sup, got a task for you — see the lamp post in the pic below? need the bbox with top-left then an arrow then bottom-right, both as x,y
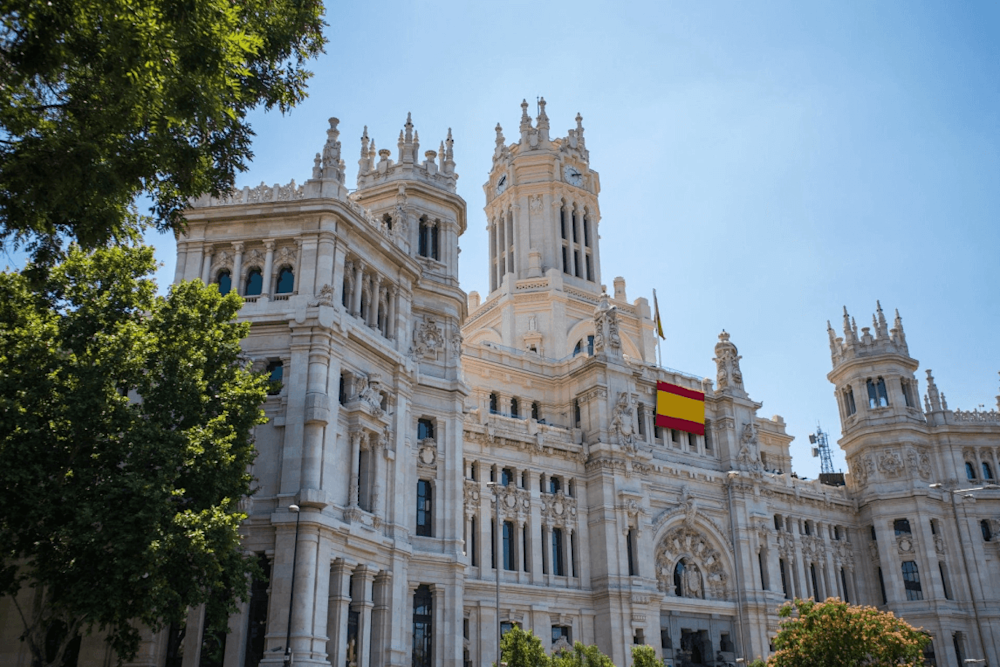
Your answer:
284,504 -> 302,667
486,481 -> 501,667
930,484 -> 991,666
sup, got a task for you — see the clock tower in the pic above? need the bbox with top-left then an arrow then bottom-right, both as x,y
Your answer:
467,99 -> 630,360
485,98 -> 602,296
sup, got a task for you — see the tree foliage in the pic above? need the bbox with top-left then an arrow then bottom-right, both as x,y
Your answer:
499,626 -> 552,667
768,598 -> 930,667
630,644 -> 665,667
0,245 -> 269,666
0,0 -> 326,261
552,641 -> 615,667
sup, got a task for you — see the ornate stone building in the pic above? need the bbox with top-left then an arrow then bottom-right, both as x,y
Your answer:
2,102 -> 998,667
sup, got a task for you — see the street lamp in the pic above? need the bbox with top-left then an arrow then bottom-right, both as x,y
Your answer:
929,484 -> 991,666
486,481 -> 501,667
284,504 -> 302,667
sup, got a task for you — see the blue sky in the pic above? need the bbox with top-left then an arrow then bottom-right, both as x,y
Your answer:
141,0 -> 998,478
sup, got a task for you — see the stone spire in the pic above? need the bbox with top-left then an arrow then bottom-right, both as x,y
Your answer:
442,128 -> 455,175
875,301 -> 889,338
890,308 -> 907,350
713,331 -> 745,397
358,126 -> 371,177
321,117 -> 344,182
827,320 -> 840,363
519,99 -> 533,143
494,123 -> 505,160
842,306 -> 857,344
536,97 -> 550,142
996,371 -> 1000,411
925,369 -> 942,412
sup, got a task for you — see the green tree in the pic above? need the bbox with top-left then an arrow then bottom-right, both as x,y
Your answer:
551,641 -> 615,667
769,598 -> 930,667
0,0 -> 325,262
631,644 -> 664,667
499,626 -> 551,667
0,244 -> 269,667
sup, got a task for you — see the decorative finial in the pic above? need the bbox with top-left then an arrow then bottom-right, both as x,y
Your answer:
576,112 -> 584,132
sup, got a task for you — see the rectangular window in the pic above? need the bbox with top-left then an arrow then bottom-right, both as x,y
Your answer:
840,567 -> 850,603
552,625 -> 571,646
412,586 -> 433,667
491,520 -> 496,569
470,516 -> 478,566
586,255 -> 593,281
878,567 -> 888,604
503,521 -> 515,571
552,528 -> 565,576
562,246 -> 568,273
243,554 -> 271,667
416,480 -> 433,537
902,560 -> 923,601
758,551 -> 768,590
894,519 -> 912,536
637,405 -> 646,438
626,528 -> 637,577
939,562 -> 951,600
541,525 -> 549,574
523,524 -> 530,572
418,418 -> 435,441
810,563 -> 819,599
779,558 -> 789,599
501,468 -> 513,487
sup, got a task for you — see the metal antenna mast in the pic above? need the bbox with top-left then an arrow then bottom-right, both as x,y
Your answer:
809,424 -> 835,475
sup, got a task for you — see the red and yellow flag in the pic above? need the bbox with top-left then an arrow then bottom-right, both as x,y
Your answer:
655,382 -> 705,435
653,289 -> 665,340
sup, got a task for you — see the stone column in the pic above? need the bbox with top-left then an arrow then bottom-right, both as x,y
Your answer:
354,567 -> 376,667
301,339 -> 332,498
327,559 -> 353,667
262,239 -> 275,297
369,275 -> 382,328
574,206 -> 584,278
174,242 -> 189,284
348,431 -> 363,508
387,286 -> 398,340
352,261 -> 364,317
369,572 -> 391,667
231,242 -> 244,296
290,516 -> 332,667
370,434 -> 384,519
201,245 -> 214,284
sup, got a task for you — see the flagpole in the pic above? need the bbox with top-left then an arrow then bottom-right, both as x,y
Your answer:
653,288 -> 664,369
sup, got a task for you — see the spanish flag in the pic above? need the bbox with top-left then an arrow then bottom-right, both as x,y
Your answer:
653,289 -> 665,340
656,382 -> 705,435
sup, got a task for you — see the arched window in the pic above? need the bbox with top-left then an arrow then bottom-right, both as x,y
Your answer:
982,520 -> 993,542
843,385 -> 857,416
876,377 -> 890,407
276,267 -> 294,294
382,213 -> 393,230
901,561 -> 923,601
245,268 -> 263,296
983,462 -> 994,481
510,398 -> 519,419
966,462 -> 977,481
216,269 -> 232,295
673,560 -> 686,596
419,218 -> 439,260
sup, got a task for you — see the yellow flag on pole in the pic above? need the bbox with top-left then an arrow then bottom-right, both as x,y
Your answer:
653,289 -> 665,340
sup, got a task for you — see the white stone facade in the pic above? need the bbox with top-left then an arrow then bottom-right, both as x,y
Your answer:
2,104 -> 999,667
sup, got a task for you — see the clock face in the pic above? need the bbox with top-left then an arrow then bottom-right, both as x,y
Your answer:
564,165 -> 583,186
496,174 -> 507,194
